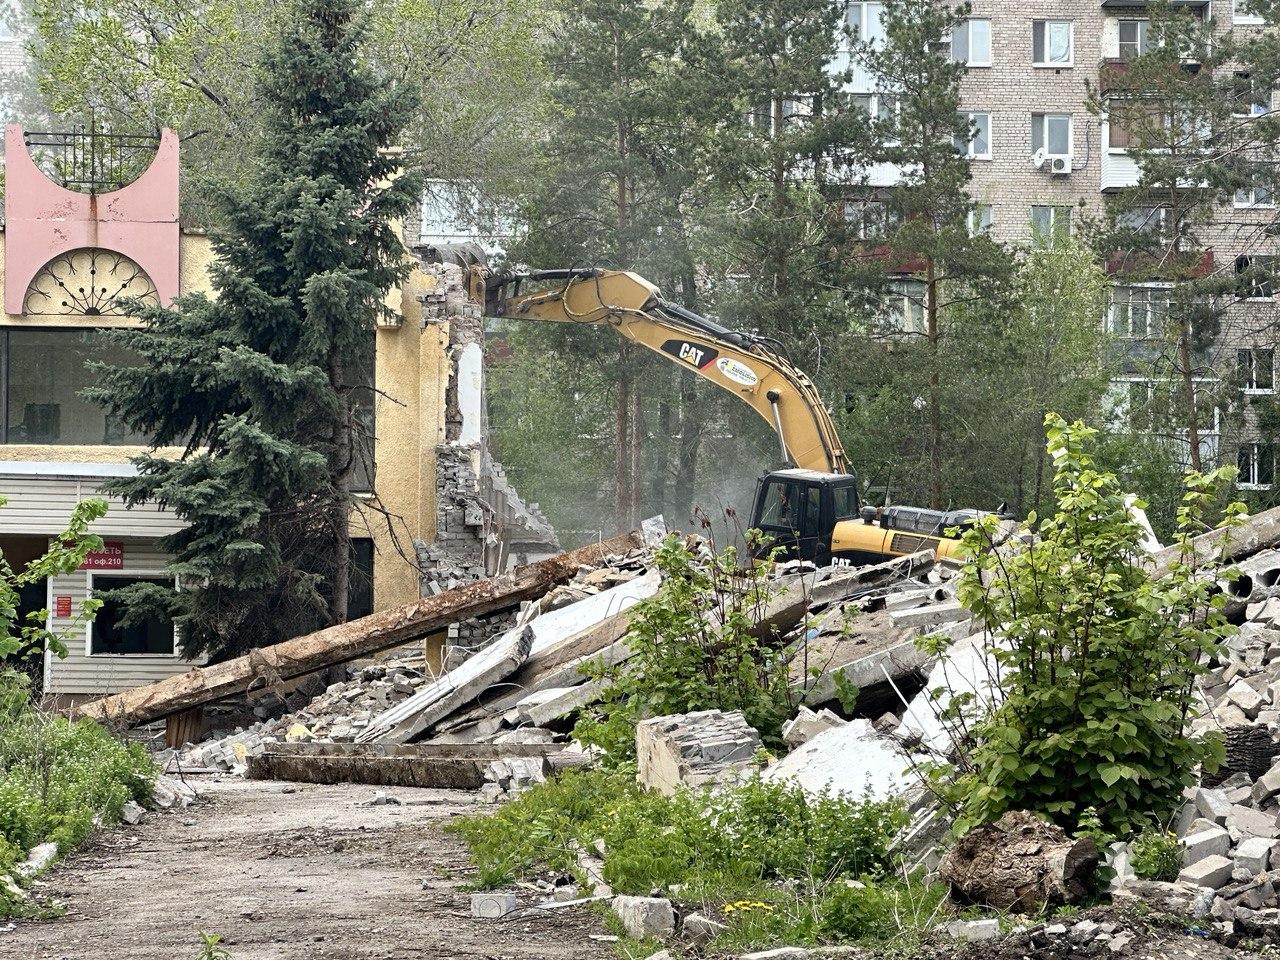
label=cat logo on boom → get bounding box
[661,338,718,369]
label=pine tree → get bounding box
[88,0,419,659]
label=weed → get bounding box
[1131,828,1182,882]
[194,931,231,960]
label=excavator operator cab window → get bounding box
[832,483,859,520]
[754,476,828,563]
[758,480,802,530]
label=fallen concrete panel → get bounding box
[800,637,935,706]
[245,741,561,789]
[897,632,1005,756]
[360,571,659,744]
[762,719,910,802]
[75,530,646,728]
[518,678,611,727]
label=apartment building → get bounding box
[845,0,1279,482]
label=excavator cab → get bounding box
[750,469,861,565]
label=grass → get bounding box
[0,669,155,917]
[450,766,950,951]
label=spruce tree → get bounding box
[88,0,419,659]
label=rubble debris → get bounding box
[763,719,910,802]
[938,810,1099,913]
[610,895,675,939]
[470,891,518,918]
[943,918,1002,942]
[120,801,146,825]
[76,530,646,728]
[635,710,762,796]
[244,741,558,790]
[683,912,729,943]
[781,706,845,748]
[14,843,57,879]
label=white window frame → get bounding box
[85,570,181,658]
[1232,72,1270,118]
[967,204,994,236]
[951,19,992,67]
[1030,204,1073,247]
[844,198,900,240]
[1239,347,1276,394]
[1239,442,1275,490]
[1237,254,1277,300]
[1031,112,1073,158]
[1118,376,1221,443]
[845,2,886,48]
[956,111,992,160]
[1234,0,1265,26]
[883,278,927,333]
[1033,20,1074,68]
[1118,19,1149,60]
[1235,184,1275,209]
[1108,284,1170,338]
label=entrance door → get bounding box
[0,536,53,693]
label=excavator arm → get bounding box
[468,267,850,476]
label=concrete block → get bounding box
[120,801,145,825]
[739,950,810,960]
[1236,837,1274,875]
[887,600,966,628]
[611,895,675,939]
[763,719,910,802]
[471,892,518,918]
[1196,788,1232,824]
[1228,680,1266,718]
[1256,762,1280,806]
[682,912,729,943]
[636,710,761,796]
[1179,855,1236,889]
[1227,804,1280,842]
[781,706,845,748]
[1182,826,1231,866]
[944,918,1001,941]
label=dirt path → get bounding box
[0,778,616,960]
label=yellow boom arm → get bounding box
[469,267,850,475]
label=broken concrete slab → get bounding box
[14,842,57,879]
[245,741,559,789]
[1179,855,1235,889]
[799,637,934,708]
[610,896,674,939]
[471,892,518,918]
[1195,788,1232,825]
[1227,804,1280,842]
[636,710,762,796]
[1182,826,1231,866]
[762,719,909,802]
[886,601,967,629]
[516,678,611,727]
[897,632,1005,755]
[943,918,1000,942]
[1235,836,1273,875]
[781,706,844,748]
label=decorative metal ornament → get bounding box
[23,248,159,317]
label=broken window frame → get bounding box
[1032,20,1074,67]
[1236,254,1278,300]
[1239,347,1276,393]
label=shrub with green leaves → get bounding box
[928,414,1235,837]
[0,670,154,917]
[1131,829,1182,882]
[573,534,797,760]
[451,767,905,895]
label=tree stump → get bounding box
[938,810,1099,913]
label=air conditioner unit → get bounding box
[1049,155,1073,175]
[1031,147,1049,169]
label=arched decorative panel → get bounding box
[23,248,159,317]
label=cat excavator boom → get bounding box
[468,266,980,565]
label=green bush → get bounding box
[927,415,1235,837]
[573,534,798,761]
[1131,829,1182,882]
[451,768,906,897]
[0,670,154,915]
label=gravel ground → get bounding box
[0,777,616,960]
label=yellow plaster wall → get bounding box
[0,229,448,617]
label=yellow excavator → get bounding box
[467,266,986,566]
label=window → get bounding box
[846,2,886,47]
[2,329,148,445]
[954,112,991,159]
[1239,348,1275,392]
[349,538,375,620]
[758,480,803,530]
[1030,205,1073,248]
[850,92,897,123]
[89,575,176,655]
[1239,443,1275,488]
[951,19,991,66]
[967,204,994,235]
[1118,20,1149,60]
[1033,20,1073,66]
[1109,286,1169,338]
[1237,255,1277,299]
[1236,180,1275,209]
[1233,72,1270,118]
[883,279,927,333]
[352,336,375,493]
[747,97,813,134]
[832,484,859,520]
[1031,113,1072,157]
[1117,206,1168,238]
[1234,0,1265,25]
[844,198,901,239]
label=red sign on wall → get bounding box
[55,596,72,619]
[81,541,125,570]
